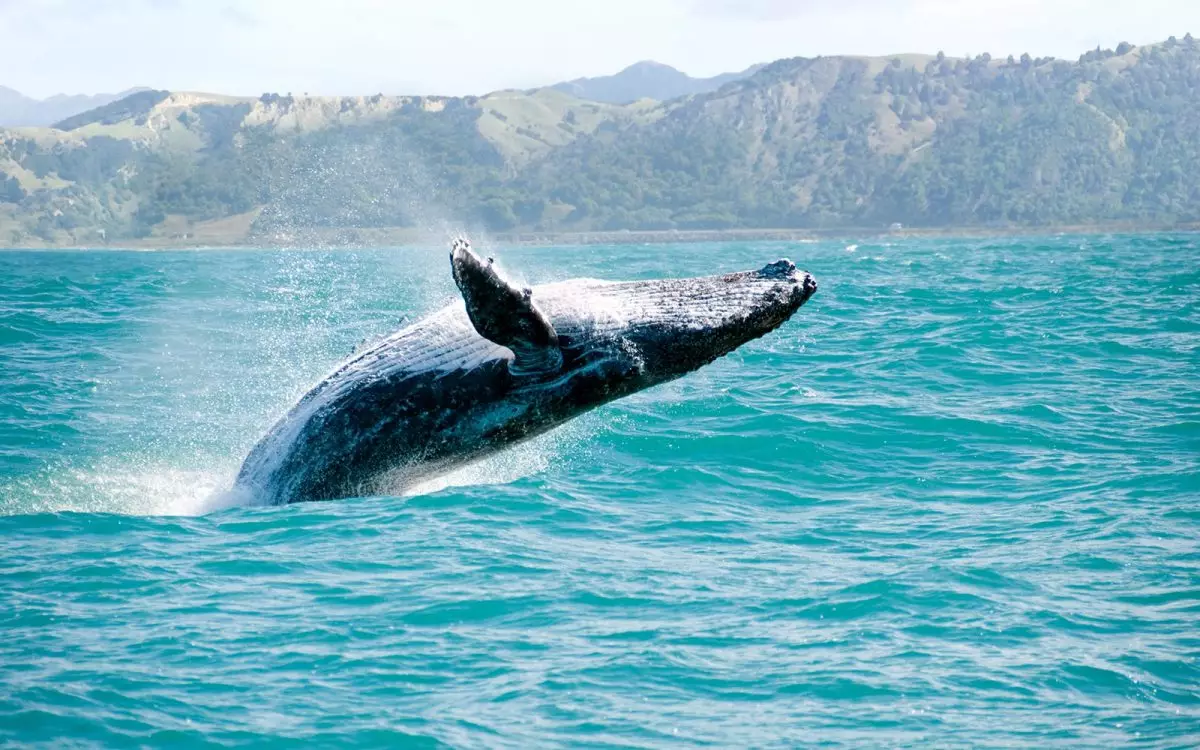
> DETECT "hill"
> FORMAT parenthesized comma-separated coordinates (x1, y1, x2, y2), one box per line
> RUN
(0, 86, 149, 127)
(1, 37, 1199, 247)
(549, 61, 763, 104)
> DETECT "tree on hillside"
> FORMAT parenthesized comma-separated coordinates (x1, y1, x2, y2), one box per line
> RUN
(0, 173, 24, 203)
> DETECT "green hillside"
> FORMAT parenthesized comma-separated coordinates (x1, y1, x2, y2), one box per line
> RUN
(1, 36, 1198, 246)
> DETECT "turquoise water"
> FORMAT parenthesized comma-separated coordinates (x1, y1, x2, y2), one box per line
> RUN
(1, 236, 1197, 747)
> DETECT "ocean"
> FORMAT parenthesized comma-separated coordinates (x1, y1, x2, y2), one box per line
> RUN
(1, 235, 1197, 747)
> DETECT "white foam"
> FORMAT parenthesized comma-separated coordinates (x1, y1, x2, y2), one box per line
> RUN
(0, 462, 257, 517)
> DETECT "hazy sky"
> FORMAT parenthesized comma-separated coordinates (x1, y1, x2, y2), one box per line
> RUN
(3, 0, 1197, 98)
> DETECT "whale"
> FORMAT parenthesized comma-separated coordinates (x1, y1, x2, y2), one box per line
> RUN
(235, 239, 818, 504)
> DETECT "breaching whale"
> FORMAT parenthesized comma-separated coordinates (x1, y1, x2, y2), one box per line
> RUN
(235, 239, 817, 504)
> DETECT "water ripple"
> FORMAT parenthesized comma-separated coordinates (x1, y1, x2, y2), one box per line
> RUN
(0, 237, 1198, 746)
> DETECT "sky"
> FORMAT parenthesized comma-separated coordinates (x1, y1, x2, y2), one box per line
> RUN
(2, 0, 1198, 99)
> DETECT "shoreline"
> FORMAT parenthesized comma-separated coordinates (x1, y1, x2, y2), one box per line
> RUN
(3, 222, 1197, 250)
(495, 223, 1200, 246)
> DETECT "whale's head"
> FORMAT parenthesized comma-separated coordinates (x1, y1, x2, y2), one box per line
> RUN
(523, 257, 816, 406)
(450, 238, 816, 398)
(578, 259, 818, 387)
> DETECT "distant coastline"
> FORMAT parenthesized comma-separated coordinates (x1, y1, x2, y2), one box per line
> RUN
(3, 222, 1197, 251)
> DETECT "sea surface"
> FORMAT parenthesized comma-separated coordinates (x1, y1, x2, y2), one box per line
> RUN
(1, 235, 1197, 747)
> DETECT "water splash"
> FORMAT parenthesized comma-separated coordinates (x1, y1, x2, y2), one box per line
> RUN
(0, 461, 247, 517)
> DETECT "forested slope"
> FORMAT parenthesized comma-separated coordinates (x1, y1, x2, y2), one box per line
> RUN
(1, 37, 1197, 245)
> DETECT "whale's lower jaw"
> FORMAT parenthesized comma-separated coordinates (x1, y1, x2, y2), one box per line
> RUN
(236, 253, 816, 505)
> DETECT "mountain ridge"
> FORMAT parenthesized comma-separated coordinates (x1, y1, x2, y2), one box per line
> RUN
(548, 60, 764, 104)
(1, 37, 1198, 247)
(0, 86, 149, 127)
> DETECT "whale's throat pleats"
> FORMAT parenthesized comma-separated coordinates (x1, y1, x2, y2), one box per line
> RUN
(450, 240, 563, 375)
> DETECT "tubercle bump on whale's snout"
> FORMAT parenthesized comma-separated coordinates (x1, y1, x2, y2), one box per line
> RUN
(758, 258, 797, 279)
(800, 272, 818, 300)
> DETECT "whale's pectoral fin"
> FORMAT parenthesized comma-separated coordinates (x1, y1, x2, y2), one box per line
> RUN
(450, 239, 563, 374)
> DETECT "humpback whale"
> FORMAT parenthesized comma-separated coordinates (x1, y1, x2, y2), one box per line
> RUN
(235, 240, 817, 504)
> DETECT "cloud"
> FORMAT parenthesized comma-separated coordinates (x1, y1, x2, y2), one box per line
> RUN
(0, 0, 1197, 98)
(220, 4, 258, 27)
(689, 0, 886, 20)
